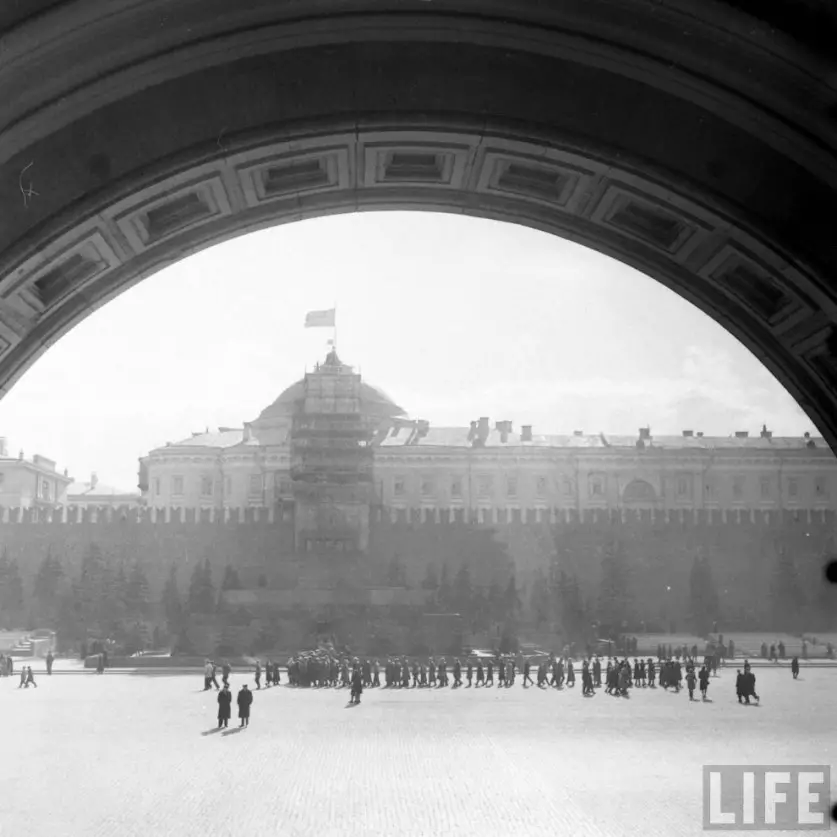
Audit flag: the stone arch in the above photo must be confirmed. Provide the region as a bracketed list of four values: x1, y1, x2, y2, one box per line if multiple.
[0, 2, 836, 445]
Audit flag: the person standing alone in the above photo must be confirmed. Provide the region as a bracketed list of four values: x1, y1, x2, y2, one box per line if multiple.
[237, 684, 253, 727]
[217, 684, 232, 728]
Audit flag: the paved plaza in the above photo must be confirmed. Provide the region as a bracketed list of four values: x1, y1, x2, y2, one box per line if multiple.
[2, 665, 834, 837]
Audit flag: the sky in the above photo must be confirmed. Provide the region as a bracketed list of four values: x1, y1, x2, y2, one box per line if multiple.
[0, 212, 810, 491]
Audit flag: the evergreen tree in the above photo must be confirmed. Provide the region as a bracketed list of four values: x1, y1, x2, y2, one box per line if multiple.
[421, 563, 439, 591]
[162, 563, 183, 630]
[770, 545, 806, 631]
[197, 559, 216, 614]
[597, 537, 631, 630]
[124, 560, 151, 617]
[33, 550, 65, 616]
[529, 567, 551, 628]
[437, 563, 452, 610]
[386, 556, 406, 587]
[560, 573, 586, 640]
[0, 558, 24, 624]
[503, 572, 520, 619]
[688, 554, 720, 636]
[451, 563, 473, 616]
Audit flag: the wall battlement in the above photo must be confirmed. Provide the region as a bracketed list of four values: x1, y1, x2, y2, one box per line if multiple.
[1, 504, 834, 527]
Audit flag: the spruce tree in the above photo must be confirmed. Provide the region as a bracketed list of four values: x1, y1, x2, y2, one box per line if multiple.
[33, 550, 65, 615]
[162, 564, 183, 630]
[125, 560, 151, 617]
[452, 563, 473, 616]
[0, 558, 24, 623]
[770, 545, 806, 631]
[422, 563, 439, 591]
[597, 537, 630, 630]
[437, 563, 452, 610]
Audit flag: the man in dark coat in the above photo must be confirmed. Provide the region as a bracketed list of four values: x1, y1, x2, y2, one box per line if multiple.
[46, 652, 54, 675]
[237, 684, 253, 727]
[350, 664, 364, 704]
[217, 684, 232, 728]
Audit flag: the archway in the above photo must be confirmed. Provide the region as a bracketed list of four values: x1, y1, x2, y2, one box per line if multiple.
[1, 1, 836, 445]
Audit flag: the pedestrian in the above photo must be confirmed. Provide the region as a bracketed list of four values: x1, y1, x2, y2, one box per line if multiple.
[96, 653, 105, 675]
[699, 665, 709, 699]
[46, 651, 54, 675]
[222, 661, 231, 687]
[686, 667, 696, 700]
[791, 656, 799, 680]
[255, 661, 261, 689]
[350, 663, 363, 705]
[237, 684, 253, 727]
[217, 684, 232, 728]
[522, 657, 533, 687]
[203, 659, 214, 691]
[18, 667, 27, 688]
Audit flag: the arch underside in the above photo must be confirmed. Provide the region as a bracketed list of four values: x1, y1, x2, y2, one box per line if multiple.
[0, 2, 836, 447]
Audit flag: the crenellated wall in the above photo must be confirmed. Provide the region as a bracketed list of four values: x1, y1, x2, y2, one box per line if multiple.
[0, 505, 833, 630]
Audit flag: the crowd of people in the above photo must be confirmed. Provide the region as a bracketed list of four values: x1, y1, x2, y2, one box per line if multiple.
[269, 645, 773, 705]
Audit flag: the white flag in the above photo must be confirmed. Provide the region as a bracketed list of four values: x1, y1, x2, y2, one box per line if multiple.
[304, 308, 336, 328]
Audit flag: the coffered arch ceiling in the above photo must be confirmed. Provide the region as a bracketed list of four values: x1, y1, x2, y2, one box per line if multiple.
[0, 1, 836, 446]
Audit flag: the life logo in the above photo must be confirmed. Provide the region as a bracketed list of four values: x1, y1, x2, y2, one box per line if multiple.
[703, 765, 832, 831]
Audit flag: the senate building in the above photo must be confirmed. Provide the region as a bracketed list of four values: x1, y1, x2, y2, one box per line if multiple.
[138, 351, 837, 517]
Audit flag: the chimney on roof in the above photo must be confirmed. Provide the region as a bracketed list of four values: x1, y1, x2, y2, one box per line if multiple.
[682, 430, 694, 437]
[416, 419, 430, 439]
[496, 420, 511, 443]
[467, 421, 477, 442]
[639, 427, 651, 440]
[63, 468, 68, 477]
[734, 431, 749, 438]
[475, 417, 490, 446]
[760, 424, 772, 439]
[91, 472, 98, 489]
[18, 449, 23, 460]
[243, 423, 252, 443]
[697, 431, 704, 437]
[521, 425, 533, 443]
[573, 430, 583, 437]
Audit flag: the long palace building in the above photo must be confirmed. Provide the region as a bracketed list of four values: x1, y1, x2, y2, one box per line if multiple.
[138, 350, 837, 516]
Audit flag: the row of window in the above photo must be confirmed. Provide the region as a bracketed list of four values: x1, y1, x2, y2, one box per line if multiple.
[151, 471, 833, 502]
[390, 473, 832, 501]
[153, 474, 293, 498]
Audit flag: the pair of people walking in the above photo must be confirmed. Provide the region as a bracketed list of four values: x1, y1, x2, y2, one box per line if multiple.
[216, 683, 253, 728]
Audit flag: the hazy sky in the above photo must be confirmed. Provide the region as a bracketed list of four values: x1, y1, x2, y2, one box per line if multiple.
[0, 212, 809, 491]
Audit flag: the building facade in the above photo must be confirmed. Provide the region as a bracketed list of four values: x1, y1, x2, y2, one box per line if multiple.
[0, 438, 73, 509]
[138, 355, 837, 516]
[66, 472, 143, 509]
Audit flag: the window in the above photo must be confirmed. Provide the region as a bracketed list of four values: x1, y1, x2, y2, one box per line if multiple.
[759, 476, 771, 500]
[506, 476, 518, 497]
[477, 475, 494, 498]
[450, 479, 462, 498]
[421, 478, 435, 497]
[786, 477, 798, 499]
[172, 476, 184, 495]
[394, 477, 405, 496]
[704, 478, 716, 500]
[249, 475, 262, 495]
[224, 476, 232, 495]
[815, 475, 829, 499]
[563, 477, 574, 496]
[536, 476, 548, 497]
[200, 476, 213, 497]
[588, 475, 604, 497]
[154, 477, 161, 496]
[41, 480, 51, 500]
[676, 476, 691, 498]
[732, 476, 744, 500]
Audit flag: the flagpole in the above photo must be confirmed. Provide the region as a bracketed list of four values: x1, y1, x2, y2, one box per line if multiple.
[333, 303, 338, 352]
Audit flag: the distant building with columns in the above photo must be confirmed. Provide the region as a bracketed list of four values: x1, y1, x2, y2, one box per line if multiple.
[138, 353, 837, 516]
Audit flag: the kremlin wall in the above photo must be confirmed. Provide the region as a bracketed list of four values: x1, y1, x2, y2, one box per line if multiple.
[0, 504, 833, 633]
[1, 350, 835, 650]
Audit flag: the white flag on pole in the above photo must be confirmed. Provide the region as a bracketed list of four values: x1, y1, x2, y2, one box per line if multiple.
[304, 308, 336, 328]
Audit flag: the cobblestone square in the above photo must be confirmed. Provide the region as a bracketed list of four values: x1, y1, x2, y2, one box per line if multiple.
[2, 665, 833, 837]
